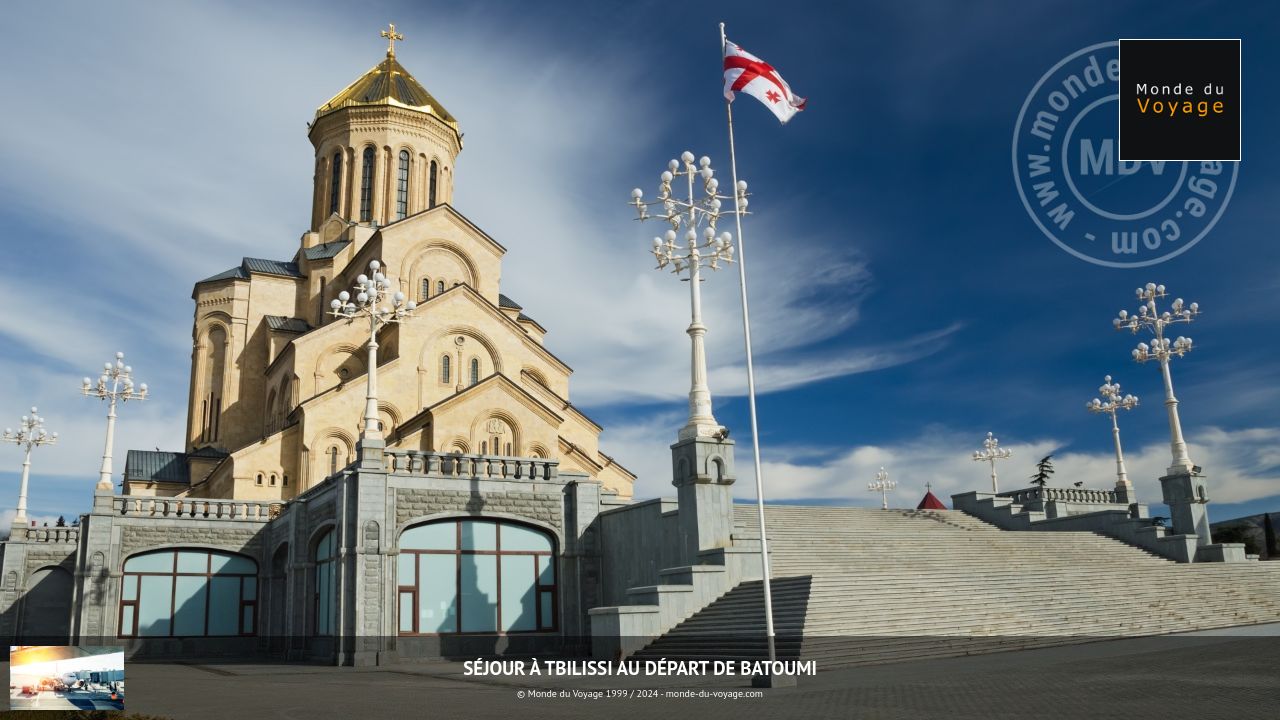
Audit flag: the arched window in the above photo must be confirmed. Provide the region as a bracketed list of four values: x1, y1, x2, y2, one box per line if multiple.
[313, 529, 337, 636]
[328, 446, 340, 476]
[428, 160, 439, 208]
[359, 147, 375, 223]
[440, 355, 451, 384]
[420, 278, 431, 301]
[329, 151, 342, 215]
[283, 474, 289, 487]
[118, 549, 256, 637]
[256, 473, 264, 486]
[505, 442, 513, 456]
[269, 474, 277, 487]
[470, 358, 480, 386]
[397, 519, 556, 634]
[436, 279, 445, 295]
[203, 326, 227, 442]
[480, 441, 487, 454]
[396, 150, 410, 220]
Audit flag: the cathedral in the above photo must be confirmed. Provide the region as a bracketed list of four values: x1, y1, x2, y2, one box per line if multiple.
[0, 25, 759, 666]
[124, 32, 634, 501]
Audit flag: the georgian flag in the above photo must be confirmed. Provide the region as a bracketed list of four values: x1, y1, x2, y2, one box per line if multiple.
[723, 40, 807, 124]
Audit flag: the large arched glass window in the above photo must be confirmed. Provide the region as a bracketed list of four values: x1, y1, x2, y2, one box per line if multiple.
[119, 549, 256, 638]
[397, 519, 556, 634]
[440, 355, 451, 384]
[428, 160, 439, 208]
[396, 150, 410, 220]
[329, 151, 342, 215]
[314, 529, 336, 635]
[420, 278, 431, 302]
[359, 147, 375, 223]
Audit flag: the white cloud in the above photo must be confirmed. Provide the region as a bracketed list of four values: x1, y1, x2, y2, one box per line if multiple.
[602, 412, 1280, 508]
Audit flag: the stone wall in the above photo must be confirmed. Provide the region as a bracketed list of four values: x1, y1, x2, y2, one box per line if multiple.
[394, 487, 563, 532]
[119, 524, 263, 558]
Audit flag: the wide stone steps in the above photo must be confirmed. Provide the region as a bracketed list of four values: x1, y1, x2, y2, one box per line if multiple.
[632, 506, 1280, 667]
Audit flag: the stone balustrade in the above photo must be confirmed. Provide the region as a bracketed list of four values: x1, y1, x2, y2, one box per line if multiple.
[13, 526, 80, 544]
[999, 486, 1119, 505]
[112, 495, 279, 522]
[385, 450, 558, 481]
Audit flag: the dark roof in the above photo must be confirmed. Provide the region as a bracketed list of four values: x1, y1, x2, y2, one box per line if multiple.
[188, 446, 229, 459]
[196, 257, 302, 287]
[303, 240, 351, 261]
[198, 266, 248, 284]
[498, 294, 523, 310]
[265, 316, 311, 334]
[242, 257, 303, 277]
[124, 450, 188, 484]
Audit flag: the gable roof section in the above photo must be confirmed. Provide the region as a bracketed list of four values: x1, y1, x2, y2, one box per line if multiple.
[376, 203, 507, 254]
[498, 294, 523, 310]
[198, 266, 248, 284]
[265, 316, 311, 334]
[303, 239, 351, 261]
[196, 256, 303, 289]
[405, 374, 566, 432]
[242, 257, 303, 277]
[124, 450, 189, 484]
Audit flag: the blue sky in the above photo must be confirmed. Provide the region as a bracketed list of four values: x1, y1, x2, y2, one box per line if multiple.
[0, 0, 1277, 525]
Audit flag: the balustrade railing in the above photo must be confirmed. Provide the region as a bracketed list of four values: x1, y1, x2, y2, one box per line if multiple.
[999, 486, 1120, 505]
[385, 450, 558, 481]
[13, 526, 80, 543]
[111, 496, 279, 521]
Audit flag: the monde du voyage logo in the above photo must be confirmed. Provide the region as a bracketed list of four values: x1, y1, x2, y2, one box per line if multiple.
[1012, 41, 1239, 268]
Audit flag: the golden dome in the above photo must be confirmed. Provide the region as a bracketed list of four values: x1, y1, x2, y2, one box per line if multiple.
[316, 54, 458, 130]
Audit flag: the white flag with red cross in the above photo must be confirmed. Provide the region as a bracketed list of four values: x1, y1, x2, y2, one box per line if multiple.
[722, 39, 807, 124]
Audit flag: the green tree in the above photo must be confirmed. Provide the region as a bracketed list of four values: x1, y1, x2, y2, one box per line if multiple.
[1030, 455, 1055, 488]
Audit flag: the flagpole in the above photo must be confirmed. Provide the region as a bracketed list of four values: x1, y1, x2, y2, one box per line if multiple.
[720, 20, 777, 669]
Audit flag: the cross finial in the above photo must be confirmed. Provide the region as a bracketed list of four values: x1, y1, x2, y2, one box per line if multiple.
[380, 23, 404, 57]
[926, 482, 933, 492]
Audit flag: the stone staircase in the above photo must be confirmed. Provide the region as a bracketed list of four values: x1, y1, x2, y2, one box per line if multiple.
[631, 505, 1280, 667]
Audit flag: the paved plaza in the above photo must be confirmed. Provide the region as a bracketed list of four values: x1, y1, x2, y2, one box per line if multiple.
[19, 627, 1270, 720]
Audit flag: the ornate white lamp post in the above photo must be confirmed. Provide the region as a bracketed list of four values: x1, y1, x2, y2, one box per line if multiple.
[631, 151, 741, 440]
[1087, 375, 1139, 503]
[330, 260, 415, 443]
[1114, 283, 1199, 476]
[3, 407, 57, 522]
[82, 352, 147, 491]
[868, 467, 896, 510]
[972, 432, 1012, 493]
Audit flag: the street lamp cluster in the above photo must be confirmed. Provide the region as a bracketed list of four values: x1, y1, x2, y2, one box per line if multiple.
[868, 467, 896, 510]
[82, 352, 149, 490]
[972, 282, 1202, 503]
[2, 408, 57, 521]
[972, 432, 1013, 493]
[631, 151, 745, 440]
[329, 260, 416, 443]
[1, 350, 149, 528]
[1114, 283, 1200, 476]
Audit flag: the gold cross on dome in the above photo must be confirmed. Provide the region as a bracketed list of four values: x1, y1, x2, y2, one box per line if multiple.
[381, 23, 404, 57]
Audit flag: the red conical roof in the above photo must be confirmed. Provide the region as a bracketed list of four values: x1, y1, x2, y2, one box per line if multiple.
[917, 491, 947, 510]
